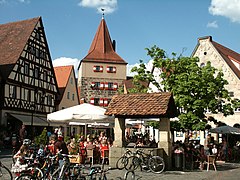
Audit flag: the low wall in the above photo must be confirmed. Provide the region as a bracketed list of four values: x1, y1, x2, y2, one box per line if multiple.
[109, 147, 170, 169]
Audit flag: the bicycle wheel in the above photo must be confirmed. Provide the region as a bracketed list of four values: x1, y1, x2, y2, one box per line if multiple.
[16, 174, 35, 180]
[148, 156, 165, 174]
[0, 165, 13, 180]
[124, 156, 140, 171]
[29, 167, 44, 180]
[116, 156, 128, 170]
[124, 170, 135, 180]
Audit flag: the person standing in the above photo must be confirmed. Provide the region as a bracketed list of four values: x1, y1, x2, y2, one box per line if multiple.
[49, 134, 69, 169]
[19, 124, 27, 145]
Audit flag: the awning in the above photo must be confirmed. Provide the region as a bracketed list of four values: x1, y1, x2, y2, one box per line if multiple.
[9, 113, 49, 126]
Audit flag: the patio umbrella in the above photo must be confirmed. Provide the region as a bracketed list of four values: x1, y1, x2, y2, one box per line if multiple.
[47, 103, 114, 136]
[209, 125, 240, 135]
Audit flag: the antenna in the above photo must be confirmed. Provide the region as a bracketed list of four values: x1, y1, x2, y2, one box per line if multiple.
[101, 8, 105, 19]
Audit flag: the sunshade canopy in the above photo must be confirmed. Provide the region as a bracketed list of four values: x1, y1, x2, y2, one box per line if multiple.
[209, 125, 240, 135]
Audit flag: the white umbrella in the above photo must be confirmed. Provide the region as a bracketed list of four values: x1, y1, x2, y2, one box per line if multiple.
[47, 103, 113, 123]
[47, 103, 114, 137]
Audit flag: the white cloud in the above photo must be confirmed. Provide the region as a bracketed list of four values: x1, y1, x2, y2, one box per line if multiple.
[78, 0, 117, 14]
[52, 57, 80, 77]
[209, 0, 240, 23]
[207, 20, 219, 28]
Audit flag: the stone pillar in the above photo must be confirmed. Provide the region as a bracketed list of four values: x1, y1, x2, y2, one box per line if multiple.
[113, 117, 125, 147]
[109, 117, 126, 167]
[158, 117, 172, 170]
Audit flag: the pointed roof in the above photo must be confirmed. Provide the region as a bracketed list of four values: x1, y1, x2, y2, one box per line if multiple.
[54, 65, 74, 104]
[54, 65, 73, 88]
[0, 17, 41, 79]
[193, 36, 240, 79]
[82, 18, 127, 64]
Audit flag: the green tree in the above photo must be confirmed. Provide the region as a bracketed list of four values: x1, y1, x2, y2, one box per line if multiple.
[131, 45, 240, 131]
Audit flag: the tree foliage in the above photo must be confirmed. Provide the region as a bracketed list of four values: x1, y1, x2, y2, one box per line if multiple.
[131, 45, 240, 131]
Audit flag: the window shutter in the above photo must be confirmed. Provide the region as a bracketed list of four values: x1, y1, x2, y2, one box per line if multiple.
[106, 66, 110, 72]
[113, 83, 118, 91]
[100, 66, 103, 72]
[90, 97, 94, 104]
[93, 66, 97, 72]
[104, 98, 108, 107]
[100, 82, 105, 90]
[113, 67, 116, 73]
[99, 98, 104, 106]
[91, 82, 95, 89]
[105, 82, 109, 90]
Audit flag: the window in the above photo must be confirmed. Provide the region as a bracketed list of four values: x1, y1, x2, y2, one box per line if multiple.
[108, 82, 114, 90]
[200, 63, 205, 68]
[24, 63, 29, 74]
[70, 77, 73, 84]
[43, 71, 47, 81]
[67, 92, 70, 99]
[93, 65, 103, 72]
[229, 92, 234, 97]
[24, 89, 31, 101]
[90, 97, 100, 105]
[10, 85, 16, 98]
[106, 66, 116, 73]
[34, 67, 39, 78]
[48, 95, 53, 105]
[105, 82, 118, 90]
[72, 93, 75, 101]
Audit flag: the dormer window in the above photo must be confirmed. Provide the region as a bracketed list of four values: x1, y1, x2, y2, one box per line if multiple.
[93, 65, 103, 72]
[106, 66, 116, 73]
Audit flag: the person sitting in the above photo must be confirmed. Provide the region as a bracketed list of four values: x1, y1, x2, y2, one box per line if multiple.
[68, 138, 78, 155]
[12, 139, 31, 174]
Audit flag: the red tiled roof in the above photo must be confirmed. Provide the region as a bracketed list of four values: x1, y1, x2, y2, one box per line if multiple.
[54, 65, 73, 88]
[82, 18, 127, 64]
[105, 92, 177, 118]
[0, 17, 40, 78]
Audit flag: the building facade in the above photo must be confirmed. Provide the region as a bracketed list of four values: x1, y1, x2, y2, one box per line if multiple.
[78, 17, 127, 106]
[0, 17, 58, 135]
[192, 36, 240, 127]
[54, 65, 79, 110]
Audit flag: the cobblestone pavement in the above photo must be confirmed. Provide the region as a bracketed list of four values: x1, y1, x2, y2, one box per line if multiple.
[1, 148, 240, 180]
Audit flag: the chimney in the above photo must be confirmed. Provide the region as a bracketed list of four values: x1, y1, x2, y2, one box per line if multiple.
[112, 40, 116, 51]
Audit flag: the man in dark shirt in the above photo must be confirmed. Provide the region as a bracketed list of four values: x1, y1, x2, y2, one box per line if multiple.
[49, 134, 69, 169]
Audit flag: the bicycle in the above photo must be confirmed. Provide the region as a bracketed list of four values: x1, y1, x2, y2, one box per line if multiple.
[116, 149, 132, 170]
[0, 160, 13, 180]
[12, 156, 44, 180]
[125, 149, 165, 174]
[41, 152, 77, 180]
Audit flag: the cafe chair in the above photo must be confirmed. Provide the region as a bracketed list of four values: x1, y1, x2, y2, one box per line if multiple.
[86, 149, 94, 166]
[207, 155, 217, 171]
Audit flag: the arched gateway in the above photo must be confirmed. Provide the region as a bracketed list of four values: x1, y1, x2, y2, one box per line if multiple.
[105, 92, 178, 169]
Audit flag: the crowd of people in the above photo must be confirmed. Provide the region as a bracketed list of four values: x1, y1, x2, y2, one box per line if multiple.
[173, 136, 240, 170]
[10, 125, 112, 176]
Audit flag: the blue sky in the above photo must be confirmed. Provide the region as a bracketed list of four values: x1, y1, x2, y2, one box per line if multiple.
[1, 0, 240, 76]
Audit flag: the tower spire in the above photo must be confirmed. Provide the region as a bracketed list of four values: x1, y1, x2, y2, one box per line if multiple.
[101, 8, 105, 19]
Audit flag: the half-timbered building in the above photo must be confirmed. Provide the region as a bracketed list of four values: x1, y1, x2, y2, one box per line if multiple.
[0, 17, 58, 136]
